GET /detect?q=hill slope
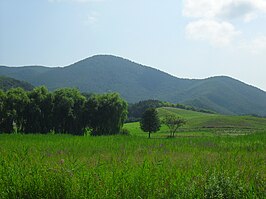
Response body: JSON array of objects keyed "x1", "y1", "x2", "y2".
[
  {"x1": 157, "y1": 107, "x2": 266, "y2": 131},
  {"x1": 0, "y1": 76, "x2": 34, "y2": 91},
  {"x1": 125, "y1": 107, "x2": 266, "y2": 137},
  {"x1": 0, "y1": 55, "x2": 266, "y2": 116}
]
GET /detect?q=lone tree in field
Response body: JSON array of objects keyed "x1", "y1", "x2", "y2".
[
  {"x1": 163, "y1": 114, "x2": 186, "y2": 137},
  {"x1": 140, "y1": 108, "x2": 161, "y2": 138}
]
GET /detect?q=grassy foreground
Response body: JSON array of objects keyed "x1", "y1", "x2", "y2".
[{"x1": 0, "y1": 133, "x2": 265, "y2": 198}]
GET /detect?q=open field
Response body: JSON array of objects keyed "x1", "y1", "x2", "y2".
[
  {"x1": 0, "y1": 132, "x2": 265, "y2": 198},
  {"x1": 0, "y1": 107, "x2": 266, "y2": 198}
]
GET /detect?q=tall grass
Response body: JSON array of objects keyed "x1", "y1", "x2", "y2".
[{"x1": 0, "y1": 133, "x2": 265, "y2": 198}]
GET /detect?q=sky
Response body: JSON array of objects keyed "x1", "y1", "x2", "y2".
[{"x1": 0, "y1": 0, "x2": 266, "y2": 91}]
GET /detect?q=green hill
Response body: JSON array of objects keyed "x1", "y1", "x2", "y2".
[
  {"x1": 0, "y1": 76, "x2": 34, "y2": 91},
  {"x1": 1, "y1": 55, "x2": 266, "y2": 116},
  {"x1": 125, "y1": 107, "x2": 266, "y2": 137},
  {"x1": 157, "y1": 107, "x2": 266, "y2": 131}
]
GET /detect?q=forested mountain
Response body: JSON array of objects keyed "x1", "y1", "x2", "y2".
[
  {"x1": 1, "y1": 55, "x2": 266, "y2": 116},
  {"x1": 0, "y1": 76, "x2": 34, "y2": 91}
]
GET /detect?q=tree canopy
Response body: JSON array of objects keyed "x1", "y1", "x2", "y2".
[
  {"x1": 140, "y1": 108, "x2": 161, "y2": 138},
  {"x1": 163, "y1": 114, "x2": 186, "y2": 137},
  {"x1": 0, "y1": 87, "x2": 128, "y2": 136},
  {"x1": 85, "y1": 93, "x2": 128, "y2": 136}
]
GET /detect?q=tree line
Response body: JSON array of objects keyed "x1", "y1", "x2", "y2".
[
  {"x1": 128, "y1": 99, "x2": 214, "y2": 122},
  {"x1": 0, "y1": 86, "x2": 128, "y2": 135}
]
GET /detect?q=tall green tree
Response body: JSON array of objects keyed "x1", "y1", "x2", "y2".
[
  {"x1": 3, "y1": 88, "x2": 29, "y2": 133},
  {"x1": 140, "y1": 108, "x2": 161, "y2": 138},
  {"x1": 163, "y1": 114, "x2": 186, "y2": 137},
  {"x1": 24, "y1": 86, "x2": 54, "y2": 134},
  {"x1": 85, "y1": 93, "x2": 128, "y2": 136},
  {"x1": 52, "y1": 88, "x2": 86, "y2": 135},
  {"x1": 0, "y1": 90, "x2": 6, "y2": 131}
]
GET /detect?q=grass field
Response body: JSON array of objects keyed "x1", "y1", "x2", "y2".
[{"x1": 0, "y1": 107, "x2": 265, "y2": 198}]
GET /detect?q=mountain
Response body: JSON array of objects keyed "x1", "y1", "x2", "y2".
[
  {"x1": 0, "y1": 55, "x2": 266, "y2": 116},
  {"x1": 0, "y1": 76, "x2": 34, "y2": 91}
]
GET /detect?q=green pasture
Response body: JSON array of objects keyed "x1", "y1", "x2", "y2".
[
  {"x1": 158, "y1": 107, "x2": 266, "y2": 131},
  {"x1": 125, "y1": 107, "x2": 266, "y2": 138},
  {"x1": 0, "y1": 107, "x2": 265, "y2": 198}
]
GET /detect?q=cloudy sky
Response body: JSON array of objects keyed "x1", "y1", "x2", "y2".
[{"x1": 1, "y1": 0, "x2": 266, "y2": 90}]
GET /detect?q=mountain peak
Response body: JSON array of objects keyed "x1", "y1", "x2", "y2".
[{"x1": 71, "y1": 54, "x2": 131, "y2": 66}]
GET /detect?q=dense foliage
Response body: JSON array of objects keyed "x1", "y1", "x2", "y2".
[
  {"x1": 85, "y1": 93, "x2": 128, "y2": 136},
  {"x1": 0, "y1": 87, "x2": 127, "y2": 135},
  {"x1": 140, "y1": 108, "x2": 161, "y2": 138},
  {"x1": 128, "y1": 100, "x2": 168, "y2": 121},
  {"x1": 0, "y1": 76, "x2": 34, "y2": 91}
]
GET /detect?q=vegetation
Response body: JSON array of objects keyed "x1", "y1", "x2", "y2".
[
  {"x1": 0, "y1": 100, "x2": 266, "y2": 198},
  {"x1": 140, "y1": 108, "x2": 161, "y2": 138},
  {"x1": 0, "y1": 87, "x2": 127, "y2": 136},
  {"x1": 85, "y1": 93, "x2": 128, "y2": 136},
  {"x1": 128, "y1": 100, "x2": 170, "y2": 122},
  {"x1": 25, "y1": 86, "x2": 54, "y2": 134},
  {"x1": 1, "y1": 55, "x2": 266, "y2": 116},
  {"x1": 0, "y1": 80, "x2": 266, "y2": 198},
  {"x1": 157, "y1": 107, "x2": 266, "y2": 133},
  {"x1": 163, "y1": 114, "x2": 186, "y2": 137},
  {"x1": 128, "y1": 99, "x2": 213, "y2": 122},
  {"x1": 0, "y1": 76, "x2": 34, "y2": 91},
  {"x1": 0, "y1": 133, "x2": 265, "y2": 198}
]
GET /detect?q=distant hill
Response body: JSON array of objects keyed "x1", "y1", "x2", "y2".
[
  {"x1": 0, "y1": 55, "x2": 266, "y2": 116},
  {"x1": 0, "y1": 76, "x2": 34, "y2": 91}
]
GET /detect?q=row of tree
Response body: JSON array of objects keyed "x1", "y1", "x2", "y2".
[
  {"x1": 0, "y1": 87, "x2": 128, "y2": 135},
  {"x1": 128, "y1": 99, "x2": 214, "y2": 122}
]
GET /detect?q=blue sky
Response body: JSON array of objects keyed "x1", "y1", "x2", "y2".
[{"x1": 1, "y1": 0, "x2": 266, "y2": 91}]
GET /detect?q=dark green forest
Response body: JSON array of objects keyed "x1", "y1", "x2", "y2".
[{"x1": 0, "y1": 87, "x2": 127, "y2": 135}]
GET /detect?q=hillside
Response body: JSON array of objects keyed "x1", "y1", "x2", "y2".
[
  {"x1": 0, "y1": 76, "x2": 34, "y2": 91},
  {"x1": 125, "y1": 107, "x2": 266, "y2": 138},
  {"x1": 0, "y1": 55, "x2": 266, "y2": 116},
  {"x1": 157, "y1": 107, "x2": 266, "y2": 131}
]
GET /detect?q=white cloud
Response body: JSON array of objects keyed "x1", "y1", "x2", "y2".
[
  {"x1": 183, "y1": 0, "x2": 266, "y2": 21},
  {"x1": 183, "y1": 0, "x2": 225, "y2": 18},
  {"x1": 183, "y1": 0, "x2": 266, "y2": 47},
  {"x1": 186, "y1": 19, "x2": 240, "y2": 47}
]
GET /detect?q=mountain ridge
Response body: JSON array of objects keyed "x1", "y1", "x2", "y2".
[{"x1": 0, "y1": 55, "x2": 265, "y2": 116}]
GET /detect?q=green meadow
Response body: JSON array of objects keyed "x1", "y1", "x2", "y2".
[{"x1": 0, "y1": 107, "x2": 265, "y2": 198}]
